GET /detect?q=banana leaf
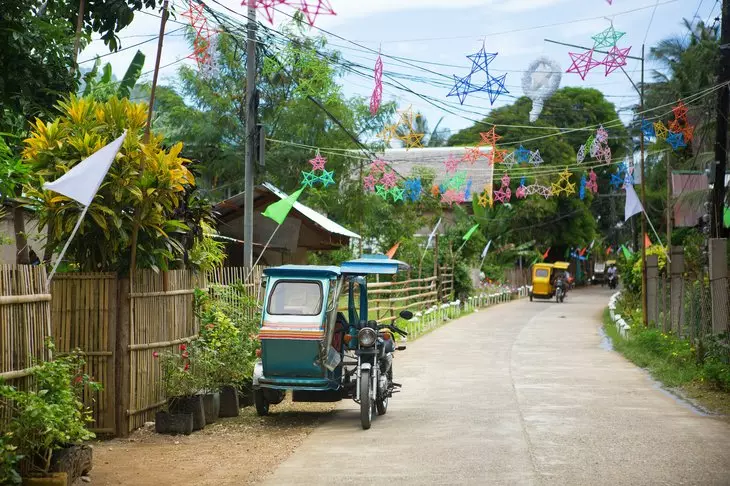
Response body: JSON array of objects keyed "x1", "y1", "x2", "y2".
[{"x1": 117, "y1": 50, "x2": 146, "y2": 99}]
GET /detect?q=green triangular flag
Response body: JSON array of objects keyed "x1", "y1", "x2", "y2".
[
  {"x1": 620, "y1": 245, "x2": 632, "y2": 259},
  {"x1": 462, "y1": 223, "x2": 479, "y2": 241},
  {"x1": 262, "y1": 187, "x2": 304, "y2": 225},
  {"x1": 724, "y1": 207, "x2": 730, "y2": 228}
]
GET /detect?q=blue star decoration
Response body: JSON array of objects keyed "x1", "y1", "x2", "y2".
[
  {"x1": 641, "y1": 118, "x2": 655, "y2": 139},
  {"x1": 666, "y1": 131, "x2": 686, "y2": 150},
  {"x1": 301, "y1": 170, "x2": 318, "y2": 188},
  {"x1": 609, "y1": 162, "x2": 629, "y2": 189},
  {"x1": 318, "y1": 169, "x2": 335, "y2": 187},
  {"x1": 579, "y1": 175, "x2": 587, "y2": 200},
  {"x1": 464, "y1": 179, "x2": 473, "y2": 201},
  {"x1": 447, "y1": 44, "x2": 508, "y2": 105},
  {"x1": 514, "y1": 145, "x2": 531, "y2": 164},
  {"x1": 404, "y1": 178, "x2": 423, "y2": 202}
]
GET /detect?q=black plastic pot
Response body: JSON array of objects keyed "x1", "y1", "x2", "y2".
[
  {"x1": 155, "y1": 411, "x2": 193, "y2": 435},
  {"x1": 219, "y1": 385, "x2": 240, "y2": 417},
  {"x1": 202, "y1": 392, "x2": 220, "y2": 424},
  {"x1": 168, "y1": 395, "x2": 205, "y2": 431}
]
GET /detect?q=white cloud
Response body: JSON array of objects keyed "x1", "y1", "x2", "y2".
[{"x1": 492, "y1": 0, "x2": 569, "y2": 14}]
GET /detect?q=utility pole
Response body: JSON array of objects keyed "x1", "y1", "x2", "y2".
[
  {"x1": 143, "y1": 0, "x2": 169, "y2": 142},
  {"x1": 71, "y1": 0, "x2": 85, "y2": 75},
  {"x1": 640, "y1": 44, "x2": 648, "y2": 327},
  {"x1": 243, "y1": 5, "x2": 257, "y2": 268},
  {"x1": 712, "y1": 0, "x2": 730, "y2": 238}
]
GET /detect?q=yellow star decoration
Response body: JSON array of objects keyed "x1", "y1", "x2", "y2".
[
  {"x1": 551, "y1": 168, "x2": 576, "y2": 197},
  {"x1": 378, "y1": 124, "x2": 398, "y2": 145},
  {"x1": 477, "y1": 191, "x2": 489, "y2": 207},
  {"x1": 395, "y1": 105, "x2": 425, "y2": 150},
  {"x1": 653, "y1": 121, "x2": 668, "y2": 140}
]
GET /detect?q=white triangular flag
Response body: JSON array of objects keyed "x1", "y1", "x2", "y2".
[
  {"x1": 624, "y1": 183, "x2": 644, "y2": 221},
  {"x1": 43, "y1": 131, "x2": 127, "y2": 207},
  {"x1": 480, "y1": 240, "x2": 492, "y2": 259},
  {"x1": 425, "y1": 217, "x2": 441, "y2": 249}
]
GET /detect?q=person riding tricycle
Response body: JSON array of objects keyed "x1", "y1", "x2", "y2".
[{"x1": 529, "y1": 263, "x2": 567, "y2": 303}]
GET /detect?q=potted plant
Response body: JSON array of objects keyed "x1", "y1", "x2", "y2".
[
  {"x1": 156, "y1": 344, "x2": 205, "y2": 433},
  {"x1": 193, "y1": 348, "x2": 220, "y2": 425},
  {"x1": 0, "y1": 348, "x2": 97, "y2": 485}
]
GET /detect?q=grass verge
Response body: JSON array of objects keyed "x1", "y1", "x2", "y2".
[{"x1": 602, "y1": 308, "x2": 730, "y2": 416}]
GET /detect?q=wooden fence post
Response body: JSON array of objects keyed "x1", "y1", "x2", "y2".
[
  {"x1": 646, "y1": 255, "x2": 658, "y2": 327},
  {"x1": 708, "y1": 238, "x2": 728, "y2": 335},
  {"x1": 434, "y1": 234, "x2": 440, "y2": 301},
  {"x1": 669, "y1": 246, "x2": 684, "y2": 336},
  {"x1": 115, "y1": 277, "x2": 131, "y2": 437}
]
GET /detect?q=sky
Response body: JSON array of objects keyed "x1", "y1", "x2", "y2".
[{"x1": 78, "y1": 0, "x2": 719, "y2": 140}]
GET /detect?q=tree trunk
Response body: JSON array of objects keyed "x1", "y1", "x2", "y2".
[{"x1": 12, "y1": 197, "x2": 29, "y2": 264}]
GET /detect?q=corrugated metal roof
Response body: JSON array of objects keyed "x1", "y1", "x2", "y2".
[{"x1": 262, "y1": 182, "x2": 361, "y2": 240}]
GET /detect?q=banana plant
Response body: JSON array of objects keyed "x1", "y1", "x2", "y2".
[{"x1": 81, "y1": 50, "x2": 146, "y2": 101}]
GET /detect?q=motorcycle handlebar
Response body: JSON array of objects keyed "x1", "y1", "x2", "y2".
[{"x1": 377, "y1": 324, "x2": 409, "y2": 336}]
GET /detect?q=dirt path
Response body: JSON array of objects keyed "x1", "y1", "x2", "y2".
[{"x1": 88, "y1": 400, "x2": 334, "y2": 485}]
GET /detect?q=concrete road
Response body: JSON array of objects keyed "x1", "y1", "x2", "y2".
[{"x1": 263, "y1": 287, "x2": 730, "y2": 485}]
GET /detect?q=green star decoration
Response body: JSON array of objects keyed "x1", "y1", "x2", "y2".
[
  {"x1": 390, "y1": 186, "x2": 405, "y2": 202},
  {"x1": 375, "y1": 184, "x2": 389, "y2": 200},
  {"x1": 591, "y1": 25, "x2": 625, "y2": 49},
  {"x1": 318, "y1": 169, "x2": 335, "y2": 187},
  {"x1": 301, "y1": 170, "x2": 318, "y2": 187}
]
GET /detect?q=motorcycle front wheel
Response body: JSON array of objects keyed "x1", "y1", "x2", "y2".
[
  {"x1": 376, "y1": 368, "x2": 391, "y2": 416},
  {"x1": 360, "y1": 369, "x2": 372, "y2": 429}
]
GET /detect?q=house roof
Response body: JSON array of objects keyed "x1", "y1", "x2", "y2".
[{"x1": 213, "y1": 182, "x2": 360, "y2": 240}]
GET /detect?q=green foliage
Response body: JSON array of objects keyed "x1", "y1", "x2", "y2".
[
  {"x1": 81, "y1": 51, "x2": 146, "y2": 101},
  {"x1": 157, "y1": 344, "x2": 198, "y2": 398},
  {"x1": 0, "y1": 432, "x2": 22, "y2": 485},
  {"x1": 0, "y1": 135, "x2": 30, "y2": 201},
  {"x1": 22, "y1": 95, "x2": 198, "y2": 273},
  {"x1": 0, "y1": 346, "x2": 99, "y2": 475}
]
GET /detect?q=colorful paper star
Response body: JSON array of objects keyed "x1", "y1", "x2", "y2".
[
  {"x1": 295, "y1": 0, "x2": 337, "y2": 26},
  {"x1": 448, "y1": 44, "x2": 509, "y2": 105},
  {"x1": 370, "y1": 55, "x2": 383, "y2": 116},
  {"x1": 500, "y1": 173, "x2": 510, "y2": 188},
  {"x1": 441, "y1": 189, "x2": 461, "y2": 206},
  {"x1": 318, "y1": 169, "x2": 335, "y2": 187},
  {"x1": 404, "y1": 178, "x2": 423, "y2": 202},
  {"x1": 479, "y1": 127, "x2": 502, "y2": 146},
  {"x1": 245, "y1": 0, "x2": 287, "y2": 24},
  {"x1": 602, "y1": 45, "x2": 631, "y2": 76},
  {"x1": 363, "y1": 174, "x2": 376, "y2": 192},
  {"x1": 598, "y1": 144, "x2": 612, "y2": 165},
  {"x1": 576, "y1": 144, "x2": 587, "y2": 164},
  {"x1": 596, "y1": 125, "x2": 608, "y2": 143},
  {"x1": 467, "y1": 44, "x2": 497, "y2": 72},
  {"x1": 444, "y1": 154, "x2": 461, "y2": 173},
  {"x1": 477, "y1": 191, "x2": 490, "y2": 207},
  {"x1": 672, "y1": 100, "x2": 689, "y2": 121},
  {"x1": 444, "y1": 171, "x2": 467, "y2": 190},
  {"x1": 483, "y1": 73, "x2": 510, "y2": 105},
  {"x1": 566, "y1": 49, "x2": 600, "y2": 80},
  {"x1": 579, "y1": 175, "x2": 587, "y2": 200},
  {"x1": 369, "y1": 159, "x2": 387, "y2": 175},
  {"x1": 487, "y1": 148, "x2": 508, "y2": 165},
  {"x1": 378, "y1": 124, "x2": 397, "y2": 145},
  {"x1": 641, "y1": 119, "x2": 655, "y2": 138},
  {"x1": 301, "y1": 170, "x2": 318, "y2": 187},
  {"x1": 430, "y1": 184, "x2": 440, "y2": 197},
  {"x1": 524, "y1": 184, "x2": 552, "y2": 199},
  {"x1": 493, "y1": 186, "x2": 511, "y2": 204},
  {"x1": 666, "y1": 131, "x2": 686, "y2": 150},
  {"x1": 653, "y1": 121, "x2": 668, "y2": 140},
  {"x1": 586, "y1": 170, "x2": 599, "y2": 193},
  {"x1": 610, "y1": 164, "x2": 627, "y2": 189},
  {"x1": 551, "y1": 168, "x2": 576, "y2": 196},
  {"x1": 501, "y1": 151, "x2": 516, "y2": 169},
  {"x1": 681, "y1": 124, "x2": 694, "y2": 143},
  {"x1": 516, "y1": 183, "x2": 527, "y2": 199},
  {"x1": 447, "y1": 74, "x2": 473, "y2": 105},
  {"x1": 398, "y1": 131, "x2": 424, "y2": 150},
  {"x1": 591, "y1": 25, "x2": 626, "y2": 49},
  {"x1": 375, "y1": 184, "x2": 389, "y2": 200},
  {"x1": 308, "y1": 152, "x2": 327, "y2": 170},
  {"x1": 529, "y1": 150, "x2": 544, "y2": 167},
  {"x1": 461, "y1": 146, "x2": 487, "y2": 164},
  {"x1": 514, "y1": 145, "x2": 531, "y2": 164},
  {"x1": 380, "y1": 171, "x2": 398, "y2": 189},
  {"x1": 390, "y1": 186, "x2": 405, "y2": 202}
]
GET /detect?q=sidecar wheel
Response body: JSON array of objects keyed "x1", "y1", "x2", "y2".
[
  {"x1": 360, "y1": 369, "x2": 372, "y2": 430},
  {"x1": 254, "y1": 389, "x2": 269, "y2": 416}
]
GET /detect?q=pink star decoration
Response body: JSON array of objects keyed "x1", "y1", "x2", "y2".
[
  {"x1": 586, "y1": 170, "x2": 599, "y2": 193},
  {"x1": 246, "y1": 0, "x2": 336, "y2": 26},
  {"x1": 441, "y1": 189, "x2": 460, "y2": 206},
  {"x1": 308, "y1": 152, "x2": 327, "y2": 170},
  {"x1": 602, "y1": 46, "x2": 631, "y2": 76},
  {"x1": 363, "y1": 174, "x2": 376, "y2": 192},
  {"x1": 461, "y1": 146, "x2": 487, "y2": 165},
  {"x1": 444, "y1": 154, "x2": 461, "y2": 174},
  {"x1": 566, "y1": 49, "x2": 600, "y2": 80},
  {"x1": 595, "y1": 125, "x2": 608, "y2": 143},
  {"x1": 369, "y1": 159, "x2": 387, "y2": 175},
  {"x1": 380, "y1": 171, "x2": 398, "y2": 189}
]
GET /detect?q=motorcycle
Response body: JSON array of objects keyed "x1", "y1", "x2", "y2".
[
  {"x1": 555, "y1": 277, "x2": 566, "y2": 303},
  {"x1": 608, "y1": 274, "x2": 618, "y2": 289},
  {"x1": 355, "y1": 312, "x2": 410, "y2": 430}
]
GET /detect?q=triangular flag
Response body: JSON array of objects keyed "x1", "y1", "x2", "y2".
[
  {"x1": 579, "y1": 247, "x2": 587, "y2": 256},
  {"x1": 644, "y1": 233, "x2": 652, "y2": 248},
  {"x1": 480, "y1": 240, "x2": 492, "y2": 259},
  {"x1": 262, "y1": 187, "x2": 304, "y2": 225},
  {"x1": 724, "y1": 207, "x2": 730, "y2": 228},
  {"x1": 462, "y1": 223, "x2": 479, "y2": 241},
  {"x1": 621, "y1": 245, "x2": 632, "y2": 259},
  {"x1": 589, "y1": 239, "x2": 595, "y2": 249},
  {"x1": 605, "y1": 245, "x2": 612, "y2": 256},
  {"x1": 43, "y1": 131, "x2": 127, "y2": 206},
  {"x1": 542, "y1": 247, "x2": 551, "y2": 260},
  {"x1": 624, "y1": 183, "x2": 644, "y2": 221},
  {"x1": 385, "y1": 242, "x2": 400, "y2": 258},
  {"x1": 426, "y1": 218, "x2": 441, "y2": 249}
]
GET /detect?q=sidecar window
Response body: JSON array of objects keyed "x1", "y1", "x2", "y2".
[
  {"x1": 268, "y1": 280, "x2": 323, "y2": 316},
  {"x1": 535, "y1": 269, "x2": 549, "y2": 278}
]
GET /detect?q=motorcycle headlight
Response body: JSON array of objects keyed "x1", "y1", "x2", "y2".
[{"x1": 358, "y1": 327, "x2": 377, "y2": 348}]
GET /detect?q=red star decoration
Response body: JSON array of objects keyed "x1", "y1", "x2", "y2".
[
  {"x1": 566, "y1": 49, "x2": 600, "y2": 80},
  {"x1": 672, "y1": 101, "x2": 689, "y2": 121},
  {"x1": 461, "y1": 147, "x2": 487, "y2": 165},
  {"x1": 488, "y1": 148, "x2": 507, "y2": 165},
  {"x1": 308, "y1": 152, "x2": 327, "y2": 170},
  {"x1": 479, "y1": 127, "x2": 501, "y2": 147},
  {"x1": 601, "y1": 46, "x2": 631, "y2": 76}
]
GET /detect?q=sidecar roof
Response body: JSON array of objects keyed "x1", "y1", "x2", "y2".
[
  {"x1": 263, "y1": 265, "x2": 341, "y2": 278},
  {"x1": 340, "y1": 254, "x2": 409, "y2": 276}
]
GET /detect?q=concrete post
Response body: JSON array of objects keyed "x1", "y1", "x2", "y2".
[
  {"x1": 646, "y1": 254, "x2": 659, "y2": 327},
  {"x1": 669, "y1": 246, "x2": 685, "y2": 336},
  {"x1": 708, "y1": 238, "x2": 728, "y2": 335}
]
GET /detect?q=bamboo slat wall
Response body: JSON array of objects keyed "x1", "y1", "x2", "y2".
[
  {"x1": 51, "y1": 274, "x2": 117, "y2": 434},
  {"x1": 127, "y1": 270, "x2": 200, "y2": 431},
  {"x1": 207, "y1": 266, "x2": 266, "y2": 319}
]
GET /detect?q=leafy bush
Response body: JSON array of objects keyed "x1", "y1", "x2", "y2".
[
  {"x1": 156, "y1": 344, "x2": 199, "y2": 398},
  {"x1": 0, "y1": 432, "x2": 22, "y2": 485},
  {"x1": 0, "y1": 347, "x2": 99, "y2": 476}
]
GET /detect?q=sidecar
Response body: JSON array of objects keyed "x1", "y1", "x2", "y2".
[{"x1": 252, "y1": 255, "x2": 408, "y2": 415}]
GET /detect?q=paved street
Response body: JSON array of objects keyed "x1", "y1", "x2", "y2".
[{"x1": 263, "y1": 287, "x2": 730, "y2": 485}]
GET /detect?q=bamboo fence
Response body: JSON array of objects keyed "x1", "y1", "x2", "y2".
[
  {"x1": 0, "y1": 265, "x2": 51, "y2": 425},
  {"x1": 438, "y1": 265, "x2": 454, "y2": 301},
  {"x1": 339, "y1": 275, "x2": 438, "y2": 323},
  {"x1": 51, "y1": 273, "x2": 117, "y2": 434}
]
